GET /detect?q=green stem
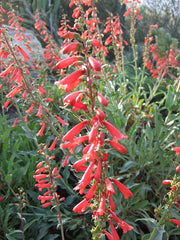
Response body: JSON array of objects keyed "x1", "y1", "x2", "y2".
[
  {"x1": 47, "y1": 159, "x2": 65, "y2": 240},
  {"x1": 145, "y1": 74, "x2": 164, "y2": 107},
  {"x1": 149, "y1": 211, "x2": 168, "y2": 240},
  {"x1": 19, "y1": 191, "x2": 25, "y2": 240},
  {"x1": 55, "y1": 195, "x2": 65, "y2": 240}
]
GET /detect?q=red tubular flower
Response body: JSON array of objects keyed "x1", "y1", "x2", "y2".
[
  {"x1": 0, "y1": 196, "x2": 4, "y2": 201},
  {"x1": 109, "y1": 220, "x2": 120, "y2": 240},
  {"x1": 94, "y1": 193, "x2": 107, "y2": 217},
  {"x1": 103, "y1": 121, "x2": 129, "y2": 141},
  {"x1": 14, "y1": 69, "x2": 22, "y2": 85},
  {"x1": 38, "y1": 86, "x2": 46, "y2": 95},
  {"x1": 44, "y1": 98, "x2": 54, "y2": 102},
  {"x1": 85, "y1": 181, "x2": 99, "y2": 201},
  {"x1": 62, "y1": 31, "x2": 78, "y2": 39},
  {"x1": 35, "y1": 167, "x2": 46, "y2": 175},
  {"x1": 72, "y1": 101, "x2": 89, "y2": 112},
  {"x1": 12, "y1": 118, "x2": 18, "y2": 127},
  {"x1": 84, "y1": 140, "x2": 102, "y2": 161},
  {"x1": 78, "y1": 161, "x2": 95, "y2": 192},
  {"x1": 52, "y1": 167, "x2": 61, "y2": 177},
  {"x1": 34, "y1": 174, "x2": 48, "y2": 181},
  {"x1": 17, "y1": 16, "x2": 24, "y2": 22},
  {"x1": 48, "y1": 137, "x2": 58, "y2": 151},
  {"x1": 6, "y1": 86, "x2": 22, "y2": 99},
  {"x1": 38, "y1": 195, "x2": 53, "y2": 204},
  {"x1": 73, "y1": 199, "x2": 91, "y2": 214},
  {"x1": 56, "y1": 56, "x2": 82, "y2": 69},
  {"x1": 172, "y1": 147, "x2": 180, "y2": 155},
  {"x1": 91, "y1": 39, "x2": 102, "y2": 48},
  {"x1": 105, "y1": 178, "x2": 116, "y2": 196},
  {"x1": 44, "y1": 190, "x2": 52, "y2": 196},
  {"x1": 61, "y1": 152, "x2": 69, "y2": 167},
  {"x1": 63, "y1": 91, "x2": 83, "y2": 106},
  {"x1": 35, "y1": 183, "x2": 52, "y2": 190},
  {"x1": 109, "y1": 140, "x2": 127, "y2": 154},
  {"x1": 0, "y1": 7, "x2": 5, "y2": 14},
  {"x1": 36, "y1": 104, "x2": 43, "y2": 118},
  {"x1": 42, "y1": 201, "x2": 52, "y2": 208},
  {"x1": 72, "y1": 7, "x2": 81, "y2": 18},
  {"x1": 102, "y1": 230, "x2": 113, "y2": 240},
  {"x1": 55, "y1": 115, "x2": 68, "y2": 127},
  {"x1": 3, "y1": 100, "x2": 11, "y2": 109},
  {"x1": 105, "y1": 35, "x2": 112, "y2": 46},
  {"x1": 109, "y1": 210, "x2": 134, "y2": 233},
  {"x1": 36, "y1": 161, "x2": 45, "y2": 169},
  {"x1": 111, "y1": 178, "x2": 133, "y2": 199},
  {"x1": 60, "y1": 135, "x2": 89, "y2": 153},
  {"x1": 176, "y1": 165, "x2": 180, "y2": 172},
  {"x1": 89, "y1": 121, "x2": 101, "y2": 143},
  {"x1": 94, "y1": 160, "x2": 102, "y2": 181},
  {"x1": 75, "y1": 166, "x2": 88, "y2": 172},
  {"x1": 22, "y1": 90, "x2": 27, "y2": 99},
  {"x1": 62, "y1": 42, "x2": 81, "y2": 54},
  {"x1": 96, "y1": 109, "x2": 106, "y2": 121},
  {"x1": 72, "y1": 158, "x2": 88, "y2": 169},
  {"x1": 24, "y1": 115, "x2": 28, "y2": 123},
  {"x1": 97, "y1": 92, "x2": 109, "y2": 106},
  {"x1": 26, "y1": 104, "x2": 34, "y2": 114},
  {"x1": 162, "y1": 180, "x2": 172, "y2": 185},
  {"x1": 62, "y1": 120, "x2": 88, "y2": 142},
  {"x1": 123, "y1": 7, "x2": 131, "y2": 17},
  {"x1": 55, "y1": 69, "x2": 85, "y2": 93},
  {"x1": 0, "y1": 63, "x2": 13, "y2": 78},
  {"x1": 37, "y1": 122, "x2": 46, "y2": 136},
  {"x1": 16, "y1": 46, "x2": 30, "y2": 61},
  {"x1": 63, "y1": 91, "x2": 88, "y2": 112},
  {"x1": 89, "y1": 56, "x2": 101, "y2": 71},
  {"x1": 170, "y1": 219, "x2": 180, "y2": 228},
  {"x1": 108, "y1": 195, "x2": 116, "y2": 211}
]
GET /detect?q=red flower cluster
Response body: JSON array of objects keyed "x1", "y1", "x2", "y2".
[
  {"x1": 144, "y1": 37, "x2": 179, "y2": 79},
  {"x1": 55, "y1": 26, "x2": 133, "y2": 238},
  {"x1": 34, "y1": 151, "x2": 62, "y2": 208},
  {"x1": 123, "y1": 0, "x2": 143, "y2": 19},
  {"x1": 104, "y1": 15, "x2": 126, "y2": 48}
]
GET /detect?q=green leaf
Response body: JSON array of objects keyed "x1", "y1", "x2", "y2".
[
  {"x1": 24, "y1": 218, "x2": 39, "y2": 231},
  {"x1": 119, "y1": 161, "x2": 138, "y2": 173},
  {"x1": 6, "y1": 230, "x2": 23, "y2": 240}
]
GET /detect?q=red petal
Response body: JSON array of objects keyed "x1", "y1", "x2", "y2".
[
  {"x1": 63, "y1": 91, "x2": 83, "y2": 105},
  {"x1": 73, "y1": 199, "x2": 90, "y2": 214},
  {"x1": 89, "y1": 56, "x2": 101, "y2": 71},
  {"x1": 109, "y1": 140, "x2": 127, "y2": 154},
  {"x1": 170, "y1": 219, "x2": 180, "y2": 227},
  {"x1": 56, "y1": 56, "x2": 78, "y2": 69},
  {"x1": 102, "y1": 230, "x2": 113, "y2": 240},
  {"x1": 62, "y1": 121, "x2": 88, "y2": 142},
  {"x1": 85, "y1": 182, "x2": 98, "y2": 201},
  {"x1": 55, "y1": 69, "x2": 85, "y2": 93},
  {"x1": 111, "y1": 178, "x2": 133, "y2": 199},
  {"x1": 97, "y1": 92, "x2": 108, "y2": 106},
  {"x1": 172, "y1": 147, "x2": 180, "y2": 155},
  {"x1": 105, "y1": 178, "x2": 116, "y2": 195},
  {"x1": 62, "y1": 152, "x2": 69, "y2": 167},
  {"x1": 103, "y1": 121, "x2": 128, "y2": 140},
  {"x1": 62, "y1": 42, "x2": 80, "y2": 54},
  {"x1": 109, "y1": 221, "x2": 120, "y2": 240}
]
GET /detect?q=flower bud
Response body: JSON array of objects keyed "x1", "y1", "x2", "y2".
[{"x1": 89, "y1": 57, "x2": 101, "y2": 72}]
